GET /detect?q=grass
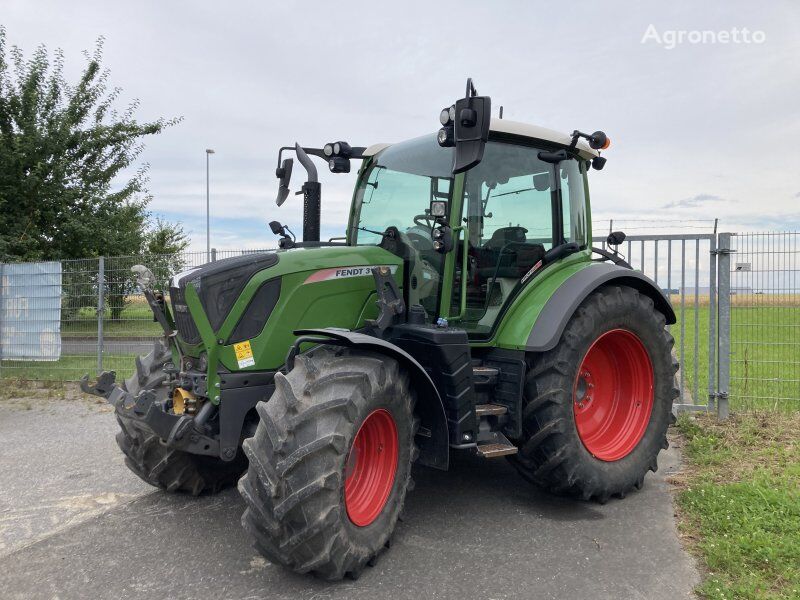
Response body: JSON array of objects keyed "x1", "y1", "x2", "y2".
[
  {"x1": 673, "y1": 413, "x2": 800, "y2": 599},
  {"x1": 1, "y1": 354, "x2": 138, "y2": 381},
  {"x1": 61, "y1": 299, "x2": 162, "y2": 338}
]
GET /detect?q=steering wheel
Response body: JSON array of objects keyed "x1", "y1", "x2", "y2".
[{"x1": 413, "y1": 213, "x2": 436, "y2": 230}]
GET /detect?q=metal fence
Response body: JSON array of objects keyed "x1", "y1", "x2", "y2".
[
  {"x1": 0, "y1": 249, "x2": 277, "y2": 381},
  {"x1": 2, "y1": 232, "x2": 799, "y2": 415},
  {"x1": 724, "y1": 232, "x2": 800, "y2": 412}
]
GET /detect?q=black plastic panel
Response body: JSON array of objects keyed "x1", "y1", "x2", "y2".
[
  {"x1": 170, "y1": 284, "x2": 201, "y2": 344},
  {"x1": 174, "y1": 253, "x2": 279, "y2": 337},
  {"x1": 474, "y1": 347, "x2": 526, "y2": 440},
  {"x1": 226, "y1": 279, "x2": 281, "y2": 344},
  {"x1": 388, "y1": 324, "x2": 476, "y2": 446}
]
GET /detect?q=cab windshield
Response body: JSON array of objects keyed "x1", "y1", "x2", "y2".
[{"x1": 350, "y1": 135, "x2": 453, "y2": 316}]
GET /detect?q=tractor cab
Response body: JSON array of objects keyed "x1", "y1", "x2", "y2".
[{"x1": 347, "y1": 123, "x2": 599, "y2": 337}]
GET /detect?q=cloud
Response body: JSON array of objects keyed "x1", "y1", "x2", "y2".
[{"x1": 661, "y1": 193, "x2": 725, "y2": 209}]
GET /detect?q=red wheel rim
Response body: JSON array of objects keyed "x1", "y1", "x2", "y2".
[
  {"x1": 344, "y1": 409, "x2": 399, "y2": 527},
  {"x1": 573, "y1": 329, "x2": 654, "y2": 461}
]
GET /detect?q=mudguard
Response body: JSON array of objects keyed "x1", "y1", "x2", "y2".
[
  {"x1": 293, "y1": 328, "x2": 450, "y2": 470},
  {"x1": 526, "y1": 263, "x2": 676, "y2": 352}
]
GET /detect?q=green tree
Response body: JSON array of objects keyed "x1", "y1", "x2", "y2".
[
  {"x1": 104, "y1": 219, "x2": 191, "y2": 320},
  {"x1": 0, "y1": 28, "x2": 180, "y2": 262}
]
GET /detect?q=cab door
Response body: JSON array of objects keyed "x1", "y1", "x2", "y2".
[{"x1": 444, "y1": 139, "x2": 588, "y2": 338}]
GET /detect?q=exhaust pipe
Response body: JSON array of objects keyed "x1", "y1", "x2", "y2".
[{"x1": 294, "y1": 143, "x2": 321, "y2": 242}]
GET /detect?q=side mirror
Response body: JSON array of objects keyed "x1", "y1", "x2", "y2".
[
  {"x1": 607, "y1": 231, "x2": 626, "y2": 246},
  {"x1": 452, "y1": 94, "x2": 491, "y2": 174},
  {"x1": 438, "y1": 79, "x2": 491, "y2": 174},
  {"x1": 269, "y1": 221, "x2": 284, "y2": 235},
  {"x1": 275, "y1": 158, "x2": 293, "y2": 206}
]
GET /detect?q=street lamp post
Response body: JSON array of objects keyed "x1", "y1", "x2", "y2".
[{"x1": 205, "y1": 148, "x2": 215, "y2": 262}]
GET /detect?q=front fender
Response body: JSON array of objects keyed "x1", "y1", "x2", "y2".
[
  {"x1": 525, "y1": 263, "x2": 676, "y2": 352},
  {"x1": 294, "y1": 328, "x2": 449, "y2": 470}
]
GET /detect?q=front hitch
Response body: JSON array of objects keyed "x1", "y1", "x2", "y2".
[{"x1": 80, "y1": 370, "x2": 221, "y2": 458}]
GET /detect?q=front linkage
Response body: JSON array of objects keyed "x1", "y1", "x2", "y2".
[{"x1": 81, "y1": 365, "x2": 220, "y2": 459}]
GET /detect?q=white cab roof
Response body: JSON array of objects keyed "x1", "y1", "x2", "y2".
[{"x1": 363, "y1": 119, "x2": 599, "y2": 160}]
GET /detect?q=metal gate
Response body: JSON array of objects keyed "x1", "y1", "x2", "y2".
[
  {"x1": 593, "y1": 233, "x2": 717, "y2": 414},
  {"x1": 722, "y1": 232, "x2": 800, "y2": 415}
]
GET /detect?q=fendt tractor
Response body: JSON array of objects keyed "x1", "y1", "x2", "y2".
[{"x1": 83, "y1": 79, "x2": 678, "y2": 580}]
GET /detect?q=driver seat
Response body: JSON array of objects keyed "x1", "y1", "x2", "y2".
[{"x1": 476, "y1": 227, "x2": 544, "y2": 280}]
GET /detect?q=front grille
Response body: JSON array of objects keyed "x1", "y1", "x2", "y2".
[{"x1": 170, "y1": 285, "x2": 201, "y2": 344}]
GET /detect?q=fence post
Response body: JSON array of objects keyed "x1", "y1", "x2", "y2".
[
  {"x1": 211, "y1": 248, "x2": 217, "y2": 262},
  {"x1": 97, "y1": 256, "x2": 105, "y2": 375},
  {"x1": 717, "y1": 233, "x2": 731, "y2": 420},
  {"x1": 707, "y1": 234, "x2": 718, "y2": 413}
]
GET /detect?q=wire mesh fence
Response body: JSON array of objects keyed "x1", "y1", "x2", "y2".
[
  {"x1": 727, "y1": 232, "x2": 800, "y2": 412},
  {"x1": 0, "y1": 248, "x2": 276, "y2": 381}
]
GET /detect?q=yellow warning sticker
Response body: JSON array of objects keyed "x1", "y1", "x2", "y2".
[{"x1": 233, "y1": 340, "x2": 255, "y2": 368}]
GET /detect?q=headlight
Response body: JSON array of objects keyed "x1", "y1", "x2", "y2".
[{"x1": 437, "y1": 125, "x2": 454, "y2": 147}]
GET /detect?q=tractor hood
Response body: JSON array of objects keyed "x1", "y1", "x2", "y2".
[
  {"x1": 170, "y1": 245, "x2": 403, "y2": 351},
  {"x1": 170, "y1": 253, "x2": 281, "y2": 344}
]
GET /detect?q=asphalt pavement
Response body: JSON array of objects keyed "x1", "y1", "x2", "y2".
[{"x1": 0, "y1": 396, "x2": 699, "y2": 600}]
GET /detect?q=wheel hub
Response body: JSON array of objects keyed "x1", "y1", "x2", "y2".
[
  {"x1": 573, "y1": 329, "x2": 654, "y2": 461},
  {"x1": 344, "y1": 409, "x2": 399, "y2": 527}
]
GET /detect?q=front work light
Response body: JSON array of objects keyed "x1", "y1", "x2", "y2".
[
  {"x1": 430, "y1": 200, "x2": 447, "y2": 217},
  {"x1": 329, "y1": 156, "x2": 351, "y2": 173},
  {"x1": 323, "y1": 143, "x2": 334, "y2": 157},
  {"x1": 333, "y1": 141, "x2": 352, "y2": 157},
  {"x1": 437, "y1": 125, "x2": 455, "y2": 147}
]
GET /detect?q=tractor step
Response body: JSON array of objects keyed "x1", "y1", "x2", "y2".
[
  {"x1": 476, "y1": 442, "x2": 518, "y2": 458},
  {"x1": 472, "y1": 365, "x2": 500, "y2": 387},
  {"x1": 475, "y1": 403, "x2": 507, "y2": 417},
  {"x1": 475, "y1": 431, "x2": 518, "y2": 458}
]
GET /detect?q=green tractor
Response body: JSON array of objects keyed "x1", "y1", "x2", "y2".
[{"x1": 83, "y1": 79, "x2": 677, "y2": 580}]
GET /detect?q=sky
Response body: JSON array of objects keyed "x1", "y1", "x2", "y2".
[{"x1": 2, "y1": 1, "x2": 799, "y2": 252}]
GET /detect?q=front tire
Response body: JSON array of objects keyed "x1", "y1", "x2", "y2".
[
  {"x1": 510, "y1": 285, "x2": 679, "y2": 502},
  {"x1": 115, "y1": 341, "x2": 247, "y2": 495},
  {"x1": 238, "y1": 346, "x2": 417, "y2": 580}
]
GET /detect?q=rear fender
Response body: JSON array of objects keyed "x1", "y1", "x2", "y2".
[
  {"x1": 294, "y1": 328, "x2": 449, "y2": 470},
  {"x1": 526, "y1": 263, "x2": 676, "y2": 352}
]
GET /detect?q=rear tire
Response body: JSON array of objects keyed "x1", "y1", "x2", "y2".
[
  {"x1": 238, "y1": 346, "x2": 417, "y2": 580},
  {"x1": 510, "y1": 285, "x2": 679, "y2": 502},
  {"x1": 115, "y1": 341, "x2": 247, "y2": 495}
]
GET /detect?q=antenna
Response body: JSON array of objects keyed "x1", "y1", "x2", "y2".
[{"x1": 499, "y1": 106, "x2": 504, "y2": 119}]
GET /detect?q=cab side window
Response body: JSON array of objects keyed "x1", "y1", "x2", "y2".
[{"x1": 453, "y1": 141, "x2": 585, "y2": 337}]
